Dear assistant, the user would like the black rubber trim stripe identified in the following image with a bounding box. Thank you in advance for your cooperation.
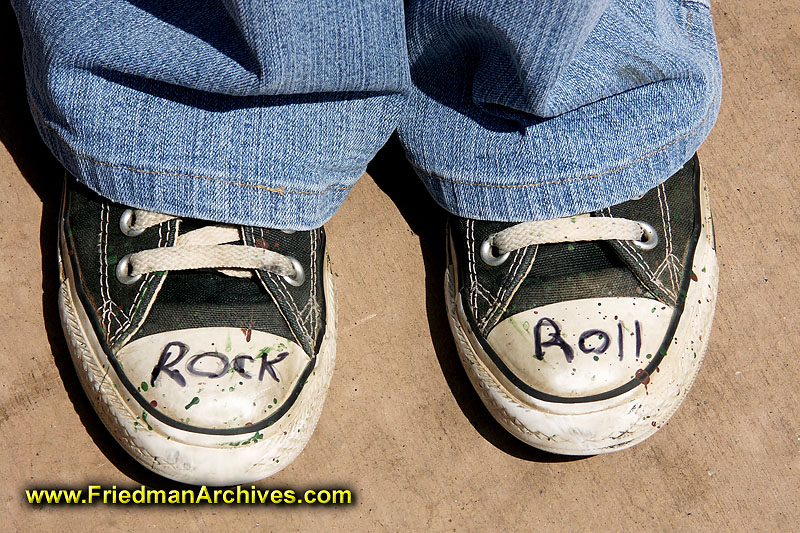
[61,181,318,436]
[453,157,703,404]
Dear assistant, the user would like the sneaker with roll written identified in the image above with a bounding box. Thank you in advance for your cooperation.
[445,155,718,454]
[58,176,336,485]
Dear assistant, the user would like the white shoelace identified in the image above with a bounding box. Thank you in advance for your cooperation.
[488,216,655,256]
[116,209,300,284]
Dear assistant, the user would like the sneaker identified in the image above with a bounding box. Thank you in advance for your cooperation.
[445,155,717,454]
[57,176,336,484]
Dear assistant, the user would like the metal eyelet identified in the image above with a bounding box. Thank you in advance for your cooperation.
[480,237,510,266]
[283,257,305,287]
[119,209,145,236]
[115,254,142,285]
[632,222,659,250]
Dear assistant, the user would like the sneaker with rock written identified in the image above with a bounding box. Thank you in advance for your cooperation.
[445,155,718,454]
[58,176,336,485]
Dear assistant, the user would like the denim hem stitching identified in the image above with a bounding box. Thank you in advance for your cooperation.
[29,100,354,197]
[412,91,718,191]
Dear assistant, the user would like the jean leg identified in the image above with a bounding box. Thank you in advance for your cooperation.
[12,0,409,229]
[399,0,722,221]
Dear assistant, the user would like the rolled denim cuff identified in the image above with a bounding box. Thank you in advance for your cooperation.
[400,0,722,221]
[26,74,405,229]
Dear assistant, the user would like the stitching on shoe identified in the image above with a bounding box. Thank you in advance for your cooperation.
[656,184,677,292]
[98,203,130,334]
[246,227,303,348]
[466,220,479,318]
[410,92,718,191]
[108,220,168,345]
[603,206,676,299]
[479,248,524,334]
[270,275,312,346]
[474,281,495,306]
[487,249,524,332]
[298,229,320,334]
[29,100,354,197]
[661,185,680,292]
[259,227,312,346]
[97,203,110,331]
[489,244,538,331]
[620,236,675,300]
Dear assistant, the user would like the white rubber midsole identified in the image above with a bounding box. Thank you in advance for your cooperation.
[445,177,719,455]
[58,231,337,485]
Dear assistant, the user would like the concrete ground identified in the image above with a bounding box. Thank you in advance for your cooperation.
[1,1,797,530]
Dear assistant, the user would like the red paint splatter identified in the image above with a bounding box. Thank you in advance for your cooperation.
[241,306,255,342]
[245,422,253,427]
[150,400,158,407]
[689,272,698,282]
[635,368,650,394]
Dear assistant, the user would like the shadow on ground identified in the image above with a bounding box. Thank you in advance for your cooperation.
[0,3,196,491]
[367,135,583,463]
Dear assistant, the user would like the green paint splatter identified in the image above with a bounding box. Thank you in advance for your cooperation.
[646,353,652,359]
[255,346,272,359]
[593,356,599,361]
[509,318,530,339]
[273,398,278,404]
[185,397,200,410]
[141,412,153,431]
[567,244,575,251]
[140,381,148,392]
[578,272,588,278]
[225,333,232,353]
[225,431,264,447]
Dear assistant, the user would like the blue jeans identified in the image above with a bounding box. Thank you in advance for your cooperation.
[12,0,721,229]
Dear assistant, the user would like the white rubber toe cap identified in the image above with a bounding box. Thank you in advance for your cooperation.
[115,327,311,431]
[486,297,673,398]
